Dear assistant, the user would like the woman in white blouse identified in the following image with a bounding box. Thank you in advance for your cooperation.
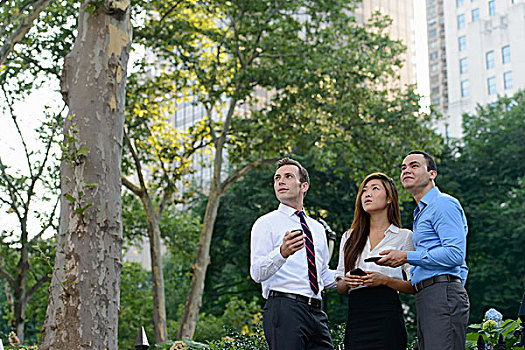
[336,173,415,350]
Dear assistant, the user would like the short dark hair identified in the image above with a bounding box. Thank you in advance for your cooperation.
[407,150,437,171]
[276,158,310,185]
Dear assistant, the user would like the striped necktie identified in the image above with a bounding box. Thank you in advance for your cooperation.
[296,210,319,294]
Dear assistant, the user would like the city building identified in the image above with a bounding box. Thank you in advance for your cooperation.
[428,0,525,138]
[356,0,430,96]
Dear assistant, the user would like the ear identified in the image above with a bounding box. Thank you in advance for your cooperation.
[301,182,309,193]
[429,170,437,181]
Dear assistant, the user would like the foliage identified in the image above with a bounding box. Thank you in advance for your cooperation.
[131,0,442,337]
[439,90,525,322]
[193,297,262,343]
[0,0,77,94]
[207,326,267,350]
[118,262,154,350]
[466,317,522,349]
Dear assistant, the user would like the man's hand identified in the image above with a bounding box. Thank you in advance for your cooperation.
[376,249,407,267]
[280,230,305,258]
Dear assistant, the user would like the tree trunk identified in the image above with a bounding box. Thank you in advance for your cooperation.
[12,246,28,343]
[178,175,223,339]
[142,196,168,343]
[40,1,131,348]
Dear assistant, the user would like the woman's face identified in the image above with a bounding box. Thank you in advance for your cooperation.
[360,179,391,214]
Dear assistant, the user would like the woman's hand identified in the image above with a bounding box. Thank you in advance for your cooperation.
[361,271,388,287]
[343,271,365,288]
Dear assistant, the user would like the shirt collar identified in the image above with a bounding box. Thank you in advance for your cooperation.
[387,224,400,234]
[414,186,439,218]
[278,203,301,217]
[420,186,440,207]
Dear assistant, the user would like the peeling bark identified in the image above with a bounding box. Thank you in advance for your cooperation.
[39,1,131,348]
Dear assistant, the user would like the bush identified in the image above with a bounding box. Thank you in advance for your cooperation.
[466,308,523,349]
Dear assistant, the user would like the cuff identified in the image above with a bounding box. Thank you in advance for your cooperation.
[407,250,424,266]
[269,246,287,267]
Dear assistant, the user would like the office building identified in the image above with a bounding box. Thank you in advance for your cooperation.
[428,0,525,137]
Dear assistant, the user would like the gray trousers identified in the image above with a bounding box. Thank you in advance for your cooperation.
[415,281,470,350]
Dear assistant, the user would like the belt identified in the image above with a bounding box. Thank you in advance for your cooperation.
[414,274,462,293]
[268,290,322,309]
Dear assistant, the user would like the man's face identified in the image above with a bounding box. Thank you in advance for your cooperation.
[273,164,308,207]
[400,153,436,194]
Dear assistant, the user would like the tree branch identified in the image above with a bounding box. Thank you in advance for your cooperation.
[0,0,52,67]
[29,195,59,244]
[0,157,24,221]
[220,157,278,193]
[121,175,144,197]
[0,264,14,287]
[123,129,149,195]
[26,274,51,301]
[160,0,184,22]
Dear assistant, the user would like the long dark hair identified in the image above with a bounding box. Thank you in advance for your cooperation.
[343,173,402,273]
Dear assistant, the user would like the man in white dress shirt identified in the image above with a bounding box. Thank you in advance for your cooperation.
[250,158,336,350]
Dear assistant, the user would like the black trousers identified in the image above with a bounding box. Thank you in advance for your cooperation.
[345,286,407,350]
[263,295,334,350]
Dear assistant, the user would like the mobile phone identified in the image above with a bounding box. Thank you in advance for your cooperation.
[349,268,367,276]
[364,256,382,263]
[290,229,303,239]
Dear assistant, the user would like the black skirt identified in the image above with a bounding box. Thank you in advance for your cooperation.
[345,286,407,350]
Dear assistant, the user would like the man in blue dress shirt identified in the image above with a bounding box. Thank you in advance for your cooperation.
[377,150,470,350]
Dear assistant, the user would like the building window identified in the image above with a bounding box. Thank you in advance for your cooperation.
[486,50,495,69]
[458,36,467,51]
[457,0,465,6]
[428,6,436,15]
[430,51,438,60]
[489,0,496,15]
[429,28,437,38]
[430,63,439,73]
[502,45,511,63]
[504,71,513,89]
[431,97,441,106]
[460,58,468,73]
[429,40,438,50]
[431,86,440,95]
[457,14,465,29]
[472,8,480,21]
[487,77,496,95]
[428,17,437,26]
[461,80,470,97]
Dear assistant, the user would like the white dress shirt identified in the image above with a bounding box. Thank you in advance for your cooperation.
[250,203,337,300]
[336,224,414,291]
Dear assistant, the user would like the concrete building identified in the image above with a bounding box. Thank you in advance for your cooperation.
[356,1,430,96]
[428,0,525,138]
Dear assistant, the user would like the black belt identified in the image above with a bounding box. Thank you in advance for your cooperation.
[268,290,322,309]
[414,274,462,293]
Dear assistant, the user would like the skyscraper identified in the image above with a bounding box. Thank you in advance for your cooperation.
[428,0,525,137]
[356,0,429,94]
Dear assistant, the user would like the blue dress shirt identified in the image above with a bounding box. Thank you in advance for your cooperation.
[406,187,468,285]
